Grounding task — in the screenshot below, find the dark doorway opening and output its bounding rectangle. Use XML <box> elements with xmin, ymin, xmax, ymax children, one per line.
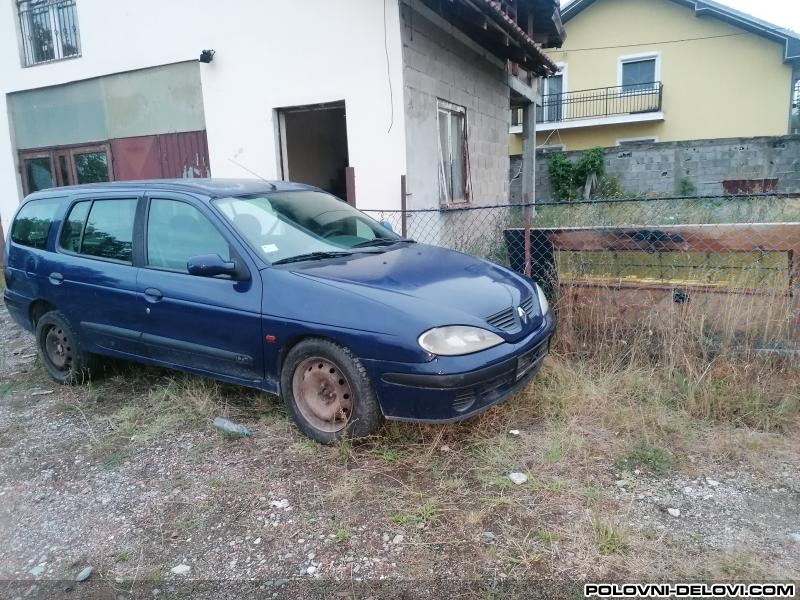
<box><xmin>278</xmin><ymin>101</ymin><xmax>351</xmax><ymax>202</ymax></box>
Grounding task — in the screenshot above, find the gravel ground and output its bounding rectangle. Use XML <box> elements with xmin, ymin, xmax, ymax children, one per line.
<box><xmin>0</xmin><ymin>303</ymin><xmax>798</xmax><ymax>599</ymax></box>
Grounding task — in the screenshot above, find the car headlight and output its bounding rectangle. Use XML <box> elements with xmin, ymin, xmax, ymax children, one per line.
<box><xmin>418</xmin><ymin>326</ymin><xmax>504</xmax><ymax>356</ymax></box>
<box><xmin>535</xmin><ymin>283</ymin><xmax>550</xmax><ymax>314</ymax></box>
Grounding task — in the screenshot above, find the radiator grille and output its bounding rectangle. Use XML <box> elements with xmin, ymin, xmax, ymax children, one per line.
<box><xmin>486</xmin><ymin>307</ymin><xmax>516</xmax><ymax>331</ymax></box>
<box><xmin>520</xmin><ymin>295</ymin><xmax>534</xmax><ymax>316</ymax></box>
<box><xmin>486</xmin><ymin>295</ymin><xmax>534</xmax><ymax>332</ymax></box>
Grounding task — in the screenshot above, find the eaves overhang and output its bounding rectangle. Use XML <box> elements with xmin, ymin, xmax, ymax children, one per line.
<box><xmin>419</xmin><ymin>0</ymin><xmax>565</xmax><ymax>76</ymax></box>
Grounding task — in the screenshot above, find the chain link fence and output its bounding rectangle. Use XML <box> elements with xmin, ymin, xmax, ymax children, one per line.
<box><xmin>365</xmin><ymin>194</ymin><xmax>800</xmax><ymax>360</ymax></box>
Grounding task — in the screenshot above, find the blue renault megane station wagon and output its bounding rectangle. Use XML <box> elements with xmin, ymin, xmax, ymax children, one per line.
<box><xmin>3</xmin><ymin>180</ymin><xmax>555</xmax><ymax>443</ymax></box>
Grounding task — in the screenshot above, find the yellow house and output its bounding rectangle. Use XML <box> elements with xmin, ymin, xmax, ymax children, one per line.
<box><xmin>509</xmin><ymin>0</ymin><xmax>800</xmax><ymax>153</ymax></box>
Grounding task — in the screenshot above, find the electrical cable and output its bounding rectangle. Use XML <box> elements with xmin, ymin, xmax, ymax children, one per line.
<box><xmin>549</xmin><ymin>32</ymin><xmax>747</xmax><ymax>53</ymax></box>
<box><xmin>384</xmin><ymin>0</ymin><xmax>395</xmax><ymax>134</ymax></box>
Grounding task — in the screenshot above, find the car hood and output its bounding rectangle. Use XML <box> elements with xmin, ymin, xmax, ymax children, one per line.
<box><xmin>285</xmin><ymin>243</ymin><xmax>535</xmax><ymax>335</ymax></box>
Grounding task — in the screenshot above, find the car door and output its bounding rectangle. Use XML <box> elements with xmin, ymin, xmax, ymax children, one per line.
<box><xmin>137</xmin><ymin>194</ymin><xmax>264</xmax><ymax>383</ymax></box>
<box><xmin>53</xmin><ymin>193</ymin><xmax>146</xmax><ymax>357</ymax></box>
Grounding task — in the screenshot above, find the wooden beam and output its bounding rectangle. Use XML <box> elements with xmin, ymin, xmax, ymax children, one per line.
<box><xmin>449</xmin><ymin>0</ymin><xmax>519</xmax><ymax>45</ymax></box>
<box><xmin>345</xmin><ymin>167</ymin><xmax>356</xmax><ymax>207</ymax></box>
<box><xmin>435</xmin><ymin>3</ymin><xmax>534</xmax><ymax>68</ymax></box>
<box><xmin>418</xmin><ymin>0</ymin><xmax>553</xmax><ymax>73</ymax></box>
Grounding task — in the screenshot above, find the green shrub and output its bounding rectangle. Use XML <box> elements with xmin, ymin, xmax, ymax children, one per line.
<box><xmin>549</xmin><ymin>148</ymin><xmax>607</xmax><ymax>201</ymax></box>
<box><xmin>677</xmin><ymin>176</ymin><xmax>697</xmax><ymax>196</ymax></box>
<box><xmin>549</xmin><ymin>152</ymin><xmax>575</xmax><ymax>200</ymax></box>
<box><xmin>574</xmin><ymin>147</ymin><xmax>605</xmax><ymax>185</ymax></box>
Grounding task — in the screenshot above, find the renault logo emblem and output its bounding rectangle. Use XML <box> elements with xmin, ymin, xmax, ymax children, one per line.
<box><xmin>517</xmin><ymin>306</ymin><xmax>528</xmax><ymax>325</ymax></box>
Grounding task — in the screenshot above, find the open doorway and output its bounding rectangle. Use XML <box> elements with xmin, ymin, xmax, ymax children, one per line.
<box><xmin>277</xmin><ymin>101</ymin><xmax>352</xmax><ymax>202</ymax></box>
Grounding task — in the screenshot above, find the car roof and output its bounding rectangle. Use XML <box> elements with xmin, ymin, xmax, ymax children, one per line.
<box><xmin>24</xmin><ymin>178</ymin><xmax>317</xmax><ymax>201</ymax></box>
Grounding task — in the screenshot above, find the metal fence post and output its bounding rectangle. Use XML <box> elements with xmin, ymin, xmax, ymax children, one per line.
<box><xmin>790</xmin><ymin>247</ymin><xmax>800</xmax><ymax>342</ymax></box>
<box><xmin>523</xmin><ymin>203</ymin><xmax>532</xmax><ymax>277</ymax></box>
<box><xmin>521</xmin><ymin>98</ymin><xmax>535</xmax><ymax>278</ymax></box>
<box><xmin>400</xmin><ymin>175</ymin><xmax>408</xmax><ymax>238</ymax></box>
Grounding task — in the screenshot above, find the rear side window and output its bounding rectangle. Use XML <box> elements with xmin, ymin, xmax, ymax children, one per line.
<box><xmin>59</xmin><ymin>200</ymin><xmax>91</xmax><ymax>252</ymax></box>
<box><xmin>60</xmin><ymin>198</ymin><xmax>137</xmax><ymax>263</ymax></box>
<box><xmin>10</xmin><ymin>198</ymin><xmax>62</xmax><ymax>249</ymax></box>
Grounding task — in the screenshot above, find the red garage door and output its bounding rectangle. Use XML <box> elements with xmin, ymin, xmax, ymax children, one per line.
<box><xmin>111</xmin><ymin>130</ymin><xmax>210</xmax><ymax>180</ymax></box>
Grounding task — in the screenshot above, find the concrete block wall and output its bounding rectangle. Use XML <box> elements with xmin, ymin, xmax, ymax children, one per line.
<box><xmin>401</xmin><ymin>4</ymin><xmax>511</xmax><ymax>210</ymax></box>
<box><xmin>521</xmin><ymin>135</ymin><xmax>800</xmax><ymax>201</ymax></box>
<box><xmin>509</xmin><ymin>155</ymin><xmax>524</xmax><ymax>204</ymax></box>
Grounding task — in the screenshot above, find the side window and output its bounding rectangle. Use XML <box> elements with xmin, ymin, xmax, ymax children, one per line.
<box><xmin>59</xmin><ymin>200</ymin><xmax>91</xmax><ymax>252</ymax></box>
<box><xmin>147</xmin><ymin>199</ymin><xmax>230</xmax><ymax>272</ymax></box>
<box><xmin>81</xmin><ymin>199</ymin><xmax>137</xmax><ymax>262</ymax></box>
<box><xmin>10</xmin><ymin>198</ymin><xmax>62</xmax><ymax>249</ymax></box>
<box><xmin>437</xmin><ymin>100</ymin><xmax>470</xmax><ymax>204</ymax></box>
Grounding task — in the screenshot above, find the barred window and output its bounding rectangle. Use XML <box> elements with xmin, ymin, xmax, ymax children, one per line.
<box><xmin>17</xmin><ymin>0</ymin><xmax>81</xmax><ymax>67</ymax></box>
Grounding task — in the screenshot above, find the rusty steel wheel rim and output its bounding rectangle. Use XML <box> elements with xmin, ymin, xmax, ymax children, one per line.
<box><xmin>44</xmin><ymin>325</ymin><xmax>72</xmax><ymax>371</ymax></box>
<box><xmin>292</xmin><ymin>357</ymin><xmax>354</xmax><ymax>433</ymax></box>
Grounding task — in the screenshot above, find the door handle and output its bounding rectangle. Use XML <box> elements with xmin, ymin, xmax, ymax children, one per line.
<box><xmin>48</xmin><ymin>272</ymin><xmax>64</xmax><ymax>285</ymax></box>
<box><xmin>144</xmin><ymin>287</ymin><xmax>163</xmax><ymax>301</ymax></box>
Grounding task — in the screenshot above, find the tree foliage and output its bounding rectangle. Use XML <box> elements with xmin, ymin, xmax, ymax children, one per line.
<box><xmin>548</xmin><ymin>152</ymin><xmax>575</xmax><ymax>201</ymax></box>
<box><xmin>574</xmin><ymin>148</ymin><xmax>605</xmax><ymax>186</ymax></box>
<box><xmin>548</xmin><ymin>147</ymin><xmax>606</xmax><ymax>200</ymax></box>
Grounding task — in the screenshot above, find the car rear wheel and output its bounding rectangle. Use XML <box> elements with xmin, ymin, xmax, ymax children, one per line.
<box><xmin>281</xmin><ymin>339</ymin><xmax>382</xmax><ymax>443</ymax></box>
<box><xmin>35</xmin><ymin>311</ymin><xmax>98</xmax><ymax>385</ymax></box>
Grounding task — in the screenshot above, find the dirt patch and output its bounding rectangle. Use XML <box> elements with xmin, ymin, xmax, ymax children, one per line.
<box><xmin>0</xmin><ymin>304</ymin><xmax>798</xmax><ymax>598</ymax></box>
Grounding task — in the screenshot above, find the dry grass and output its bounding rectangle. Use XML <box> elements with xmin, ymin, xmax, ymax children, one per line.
<box><xmin>678</xmin><ymin>551</ymin><xmax>773</xmax><ymax>581</ymax></box>
<box><xmin>38</xmin><ymin>270</ymin><xmax>798</xmax><ymax>581</ymax></box>
<box><xmin>306</xmin><ymin>295</ymin><xmax>799</xmax><ymax>578</ymax></box>
<box><xmin>593</xmin><ymin>519</ymin><xmax>630</xmax><ymax>556</ymax></box>
<box><xmin>38</xmin><ymin>349</ymin><xmax>799</xmax><ymax>581</ymax></box>
<box><xmin>553</xmin><ymin>278</ymin><xmax>799</xmax><ymax>431</ymax></box>
<box><xmin>60</xmin><ymin>363</ymin><xmax>278</xmax><ymax>468</ymax></box>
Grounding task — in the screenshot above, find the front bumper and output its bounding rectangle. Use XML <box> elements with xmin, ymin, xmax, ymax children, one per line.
<box><xmin>364</xmin><ymin>312</ymin><xmax>556</xmax><ymax>422</ymax></box>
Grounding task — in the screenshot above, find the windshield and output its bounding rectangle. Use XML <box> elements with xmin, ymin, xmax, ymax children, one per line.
<box><xmin>214</xmin><ymin>191</ymin><xmax>401</xmax><ymax>264</ymax></box>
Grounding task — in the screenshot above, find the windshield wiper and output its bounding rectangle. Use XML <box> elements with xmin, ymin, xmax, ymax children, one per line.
<box><xmin>351</xmin><ymin>238</ymin><xmax>415</xmax><ymax>248</ymax></box>
<box><xmin>271</xmin><ymin>251</ymin><xmax>354</xmax><ymax>265</ymax></box>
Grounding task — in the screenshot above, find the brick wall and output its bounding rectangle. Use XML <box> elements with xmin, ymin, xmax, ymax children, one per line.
<box><xmin>401</xmin><ymin>4</ymin><xmax>511</xmax><ymax>209</ymax></box>
<box><xmin>515</xmin><ymin>135</ymin><xmax>800</xmax><ymax>201</ymax></box>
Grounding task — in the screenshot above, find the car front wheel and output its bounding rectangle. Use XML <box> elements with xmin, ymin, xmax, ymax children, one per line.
<box><xmin>280</xmin><ymin>339</ymin><xmax>382</xmax><ymax>443</ymax></box>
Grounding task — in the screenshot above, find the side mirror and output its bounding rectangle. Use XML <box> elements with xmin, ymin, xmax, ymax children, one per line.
<box><xmin>187</xmin><ymin>254</ymin><xmax>239</xmax><ymax>278</ymax></box>
<box><xmin>380</xmin><ymin>220</ymin><xmax>394</xmax><ymax>233</ymax></box>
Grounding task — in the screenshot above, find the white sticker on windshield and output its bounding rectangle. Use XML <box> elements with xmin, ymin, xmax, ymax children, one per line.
<box><xmin>261</xmin><ymin>244</ymin><xmax>279</xmax><ymax>253</ymax></box>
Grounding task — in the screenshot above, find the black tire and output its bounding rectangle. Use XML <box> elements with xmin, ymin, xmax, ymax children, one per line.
<box><xmin>35</xmin><ymin>310</ymin><xmax>99</xmax><ymax>385</ymax></box>
<box><xmin>280</xmin><ymin>338</ymin><xmax>382</xmax><ymax>443</ymax></box>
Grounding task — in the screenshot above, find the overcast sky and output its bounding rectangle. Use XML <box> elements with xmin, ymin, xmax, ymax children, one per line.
<box><xmin>561</xmin><ymin>0</ymin><xmax>800</xmax><ymax>33</ymax></box>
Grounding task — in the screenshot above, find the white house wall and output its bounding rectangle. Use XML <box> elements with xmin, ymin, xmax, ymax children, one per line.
<box><xmin>0</xmin><ymin>0</ymin><xmax>407</xmax><ymax>230</ymax></box>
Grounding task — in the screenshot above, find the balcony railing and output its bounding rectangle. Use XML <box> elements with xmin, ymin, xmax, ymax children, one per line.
<box><xmin>18</xmin><ymin>0</ymin><xmax>81</xmax><ymax>67</ymax></box>
<box><xmin>537</xmin><ymin>82</ymin><xmax>663</xmax><ymax>123</ymax></box>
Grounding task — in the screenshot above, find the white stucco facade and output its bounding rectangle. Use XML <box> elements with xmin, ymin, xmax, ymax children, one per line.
<box><xmin>0</xmin><ymin>0</ymin><xmax>408</xmax><ymax>230</ymax></box>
